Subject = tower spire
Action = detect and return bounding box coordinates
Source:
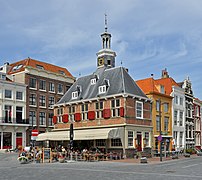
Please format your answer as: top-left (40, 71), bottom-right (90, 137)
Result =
top-left (105, 13), bottom-right (108, 32)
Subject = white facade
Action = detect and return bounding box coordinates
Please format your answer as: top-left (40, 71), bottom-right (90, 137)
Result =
top-left (0, 72), bottom-right (28, 149)
top-left (171, 86), bottom-right (186, 151)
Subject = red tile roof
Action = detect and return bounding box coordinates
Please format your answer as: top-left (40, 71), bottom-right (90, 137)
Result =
top-left (136, 78), bottom-right (158, 94)
top-left (7, 58), bottom-right (74, 78)
top-left (136, 77), bottom-right (179, 96)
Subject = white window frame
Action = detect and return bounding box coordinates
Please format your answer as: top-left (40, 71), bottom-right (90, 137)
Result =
top-left (98, 85), bottom-right (106, 94)
top-left (128, 131), bottom-right (134, 147)
top-left (136, 101), bottom-right (143, 119)
top-left (72, 91), bottom-right (78, 99)
top-left (91, 78), bottom-right (97, 85)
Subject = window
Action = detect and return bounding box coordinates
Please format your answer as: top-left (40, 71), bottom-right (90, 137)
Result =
top-left (72, 91), bottom-right (78, 99)
top-left (179, 132), bottom-right (183, 146)
top-left (164, 103), bottom-right (169, 113)
top-left (36, 64), bottom-right (44, 70)
top-left (49, 82), bottom-right (55, 92)
top-left (196, 106), bottom-right (200, 117)
top-left (174, 110), bottom-right (178, 125)
top-left (164, 117), bottom-right (169, 132)
top-left (58, 84), bottom-right (63, 94)
top-left (16, 106), bottom-right (23, 123)
top-left (59, 70), bottom-right (65, 75)
top-left (4, 105), bottom-right (12, 123)
top-left (57, 108), bottom-right (63, 123)
top-left (111, 99), bottom-right (120, 117)
top-left (179, 111), bottom-right (183, 126)
top-left (16, 91), bottom-right (23, 100)
top-left (39, 95), bottom-right (46, 107)
top-left (128, 131), bottom-right (133, 147)
top-left (98, 85), bottom-right (106, 94)
top-left (160, 85), bottom-right (165, 93)
top-left (180, 97), bottom-right (183, 105)
top-left (144, 132), bottom-right (149, 147)
top-left (29, 94), bottom-right (36, 106)
top-left (156, 100), bottom-right (160, 111)
top-left (175, 95), bottom-right (178, 104)
top-left (156, 116), bottom-right (160, 131)
top-left (81, 104), bottom-right (88, 120)
top-left (39, 80), bottom-right (46, 90)
top-left (136, 101), bottom-right (143, 119)
top-left (5, 90), bottom-right (12, 99)
top-left (29, 111), bottom-right (36, 126)
top-left (111, 139), bottom-right (122, 147)
top-left (96, 139), bottom-right (105, 147)
top-left (48, 113), bottom-right (54, 126)
top-left (39, 112), bottom-right (46, 126)
top-left (91, 78), bottom-right (97, 85)
top-left (69, 106), bottom-right (75, 122)
top-left (95, 101), bottom-right (103, 119)
top-left (49, 96), bottom-right (55, 108)
top-left (29, 78), bottom-right (36, 88)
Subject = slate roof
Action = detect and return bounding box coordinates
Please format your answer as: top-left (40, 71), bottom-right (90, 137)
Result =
top-left (57, 66), bottom-right (147, 104)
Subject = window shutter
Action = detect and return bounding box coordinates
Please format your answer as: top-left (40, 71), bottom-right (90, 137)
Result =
top-left (52, 116), bottom-right (57, 124)
top-left (103, 109), bottom-right (111, 119)
top-left (75, 113), bottom-right (81, 122)
top-left (62, 114), bottom-right (69, 123)
top-left (88, 111), bottom-right (95, 120)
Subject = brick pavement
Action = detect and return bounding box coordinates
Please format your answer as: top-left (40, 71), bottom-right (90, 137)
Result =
top-left (110, 154), bottom-right (198, 164)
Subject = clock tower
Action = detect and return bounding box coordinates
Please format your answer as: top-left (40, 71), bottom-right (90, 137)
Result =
top-left (97, 14), bottom-right (116, 68)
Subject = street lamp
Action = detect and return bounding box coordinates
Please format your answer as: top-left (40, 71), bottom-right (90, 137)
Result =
top-left (159, 99), bottom-right (163, 162)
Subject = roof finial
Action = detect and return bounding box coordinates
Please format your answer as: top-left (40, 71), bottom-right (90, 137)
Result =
top-left (104, 13), bottom-right (108, 32)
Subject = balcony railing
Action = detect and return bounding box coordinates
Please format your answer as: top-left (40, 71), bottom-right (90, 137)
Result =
top-left (0, 117), bottom-right (29, 124)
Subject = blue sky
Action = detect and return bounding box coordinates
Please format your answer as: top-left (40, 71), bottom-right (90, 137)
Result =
top-left (1, 0), bottom-right (202, 99)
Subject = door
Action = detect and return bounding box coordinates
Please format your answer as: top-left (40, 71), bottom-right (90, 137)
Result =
top-left (16, 132), bottom-right (22, 148)
top-left (137, 134), bottom-right (142, 151)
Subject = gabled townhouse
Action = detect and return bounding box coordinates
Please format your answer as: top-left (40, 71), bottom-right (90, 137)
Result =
top-left (37, 21), bottom-right (153, 158)
top-left (1, 59), bottom-right (75, 146)
top-left (0, 69), bottom-right (28, 150)
top-left (193, 98), bottom-right (201, 150)
top-left (136, 70), bottom-right (177, 153)
top-left (178, 77), bottom-right (195, 149)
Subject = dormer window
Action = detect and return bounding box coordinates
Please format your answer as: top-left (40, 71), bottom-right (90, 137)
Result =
top-left (12, 64), bottom-right (23, 72)
top-left (36, 64), bottom-right (44, 70)
top-left (91, 78), bottom-right (97, 85)
top-left (160, 85), bottom-right (165, 94)
top-left (99, 85), bottom-right (106, 94)
top-left (59, 70), bottom-right (65, 75)
top-left (72, 91), bottom-right (78, 99)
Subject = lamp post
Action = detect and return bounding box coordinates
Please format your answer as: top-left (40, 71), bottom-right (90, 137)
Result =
top-left (159, 99), bottom-right (163, 162)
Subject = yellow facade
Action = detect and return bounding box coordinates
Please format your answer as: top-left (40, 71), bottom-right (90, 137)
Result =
top-left (147, 92), bottom-right (173, 152)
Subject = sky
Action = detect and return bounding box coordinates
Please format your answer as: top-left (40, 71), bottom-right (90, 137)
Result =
top-left (0, 0), bottom-right (202, 99)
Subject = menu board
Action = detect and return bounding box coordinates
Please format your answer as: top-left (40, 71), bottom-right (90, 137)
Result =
top-left (42, 148), bottom-right (52, 163)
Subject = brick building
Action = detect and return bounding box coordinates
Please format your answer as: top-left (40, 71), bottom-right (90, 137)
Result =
top-left (2, 58), bottom-right (75, 145)
top-left (37, 21), bottom-right (153, 157)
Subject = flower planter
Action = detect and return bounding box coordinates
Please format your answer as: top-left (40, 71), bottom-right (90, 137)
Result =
top-left (58, 158), bottom-right (65, 163)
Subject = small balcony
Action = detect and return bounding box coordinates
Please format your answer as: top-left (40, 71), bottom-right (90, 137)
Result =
top-left (0, 117), bottom-right (29, 125)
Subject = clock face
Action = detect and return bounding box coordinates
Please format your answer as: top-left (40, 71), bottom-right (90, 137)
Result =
top-left (98, 57), bottom-right (104, 66)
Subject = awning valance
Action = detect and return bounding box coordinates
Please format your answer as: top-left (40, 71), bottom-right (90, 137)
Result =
top-left (36, 127), bottom-right (123, 141)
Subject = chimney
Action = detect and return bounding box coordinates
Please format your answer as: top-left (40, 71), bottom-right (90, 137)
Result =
top-left (161, 68), bottom-right (169, 78)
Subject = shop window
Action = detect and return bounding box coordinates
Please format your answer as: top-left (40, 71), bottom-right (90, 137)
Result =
top-left (3, 132), bottom-right (12, 149)
top-left (111, 139), bottom-right (122, 147)
top-left (96, 139), bottom-right (106, 147)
